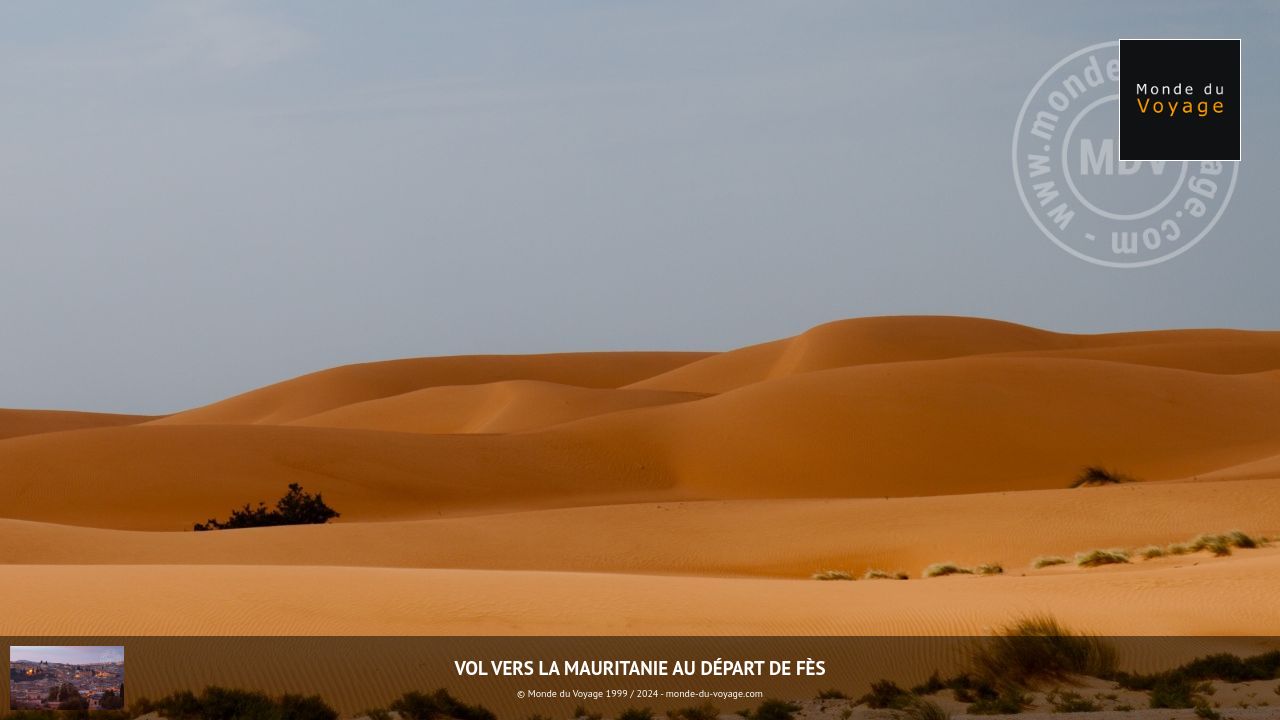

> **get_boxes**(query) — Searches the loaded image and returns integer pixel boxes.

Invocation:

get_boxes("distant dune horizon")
[2,314,1279,637]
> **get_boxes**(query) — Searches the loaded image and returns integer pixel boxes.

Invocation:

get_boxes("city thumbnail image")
[9,646,124,711]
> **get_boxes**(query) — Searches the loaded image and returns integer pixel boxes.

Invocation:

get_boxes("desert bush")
[811,569,853,580]
[970,615,1117,687]
[862,568,909,580]
[750,699,800,720]
[910,671,946,696]
[857,679,912,709]
[1148,675,1198,709]
[1227,529,1260,548]
[1071,466,1134,488]
[1167,542,1193,555]
[923,562,973,578]
[1075,548,1130,567]
[1139,544,1166,560]
[617,707,653,720]
[194,483,340,531]
[574,706,603,720]
[975,562,1004,576]
[1031,555,1068,569]
[1190,534,1233,556]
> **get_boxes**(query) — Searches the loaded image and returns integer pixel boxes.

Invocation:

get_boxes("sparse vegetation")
[1138,544,1166,559]
[194,483,340,531]
[810,569,854,581]
[130,686,339,720]
[970,615,1117,686]
[857,679,913,710]
[617,707,654,720]
[975,562,1004,576]
[1031,555,1068,569]
[1075,548,1130,567]
[815,689,847,700]
[1070,465,1134,488]
[862,568,909,580]
[923,562,973,578]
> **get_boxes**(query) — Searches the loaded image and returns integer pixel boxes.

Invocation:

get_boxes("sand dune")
[3,478,1277,578]
[0,408,152,441]
[3,316,1280,638]
[4,357,1280,530]
[629,316,1280,393]
[2,553,1279,636]
[290,380,705,434]
[151,351,710,425]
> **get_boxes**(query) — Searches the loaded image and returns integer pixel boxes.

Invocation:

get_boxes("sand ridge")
[2,316,1280,636]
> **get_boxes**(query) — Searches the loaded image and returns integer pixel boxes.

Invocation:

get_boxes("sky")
[1,1,1277,414]
[9,646,125,665]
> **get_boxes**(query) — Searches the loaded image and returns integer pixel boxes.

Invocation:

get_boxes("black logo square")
[1119,39,1241,161]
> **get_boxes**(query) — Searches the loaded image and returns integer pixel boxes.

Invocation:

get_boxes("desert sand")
[2,316,1280,637]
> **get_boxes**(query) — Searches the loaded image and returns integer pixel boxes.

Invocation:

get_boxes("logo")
[1012,41,1237,268]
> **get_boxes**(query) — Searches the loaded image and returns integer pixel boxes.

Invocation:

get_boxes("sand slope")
[0,408,152,441]
[289,380,705,434]
[151,351,710,425]
[3,316,1280,637]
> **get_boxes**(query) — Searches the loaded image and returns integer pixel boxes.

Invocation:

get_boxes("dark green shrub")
[857,679,912,709]
[1071,466,1133,487]
[195,483,340,531]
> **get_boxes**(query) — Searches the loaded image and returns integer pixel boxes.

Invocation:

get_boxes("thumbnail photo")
[9,647,124,712]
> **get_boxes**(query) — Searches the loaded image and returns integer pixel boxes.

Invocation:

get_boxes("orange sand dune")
[289,380,705,434]
[991,339,1280,375]
[629,316,1280,393]
[0,423,672,530]
[616,357,1280,499]
[2,553,1278,635]
[3,478,1277,577]
[4,357,1280,529]
[4,316,1280,640]
[0,408,153,441]
[152,351,710,425]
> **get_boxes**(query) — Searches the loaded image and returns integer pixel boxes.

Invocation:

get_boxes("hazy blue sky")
[2,1,1277,414]
[10,646,124,664]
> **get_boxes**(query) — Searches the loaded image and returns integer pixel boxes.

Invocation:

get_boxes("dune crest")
[4,316,1280,637]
